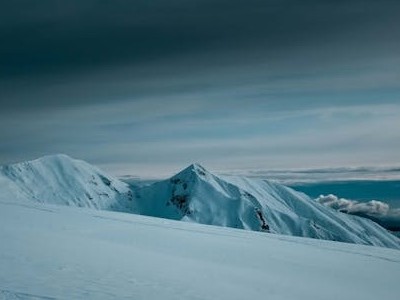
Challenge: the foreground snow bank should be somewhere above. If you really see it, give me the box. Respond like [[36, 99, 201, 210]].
[[0, 200, 399, 300]]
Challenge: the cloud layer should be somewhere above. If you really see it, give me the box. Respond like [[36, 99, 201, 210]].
[[0, 1, 400, 175], [2, 1, 399, 79], [316, 194, 400, 230]]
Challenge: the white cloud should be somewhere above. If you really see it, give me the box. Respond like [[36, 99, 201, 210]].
[[316, 194, 400, 218]]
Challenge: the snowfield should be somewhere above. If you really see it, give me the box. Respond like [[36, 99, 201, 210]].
[[0, 200, 400, 300]]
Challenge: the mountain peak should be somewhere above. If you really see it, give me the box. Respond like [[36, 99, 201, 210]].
[[35, 153, 74, 163], [0, 153, 132, 211], [189, 162, 206, 171], [175, 163, 209, 178], [1, 154, 74, 169]]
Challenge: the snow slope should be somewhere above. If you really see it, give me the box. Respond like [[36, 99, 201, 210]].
[[0, 154, 133, 211], [137, 164, 400, 249], [0, 200, 399, 300]]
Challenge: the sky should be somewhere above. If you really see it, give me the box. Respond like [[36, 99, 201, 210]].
[[1, 0, 400, 177]]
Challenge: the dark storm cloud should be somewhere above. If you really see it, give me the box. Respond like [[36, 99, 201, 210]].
[[2, 0, 399, 74], [1, 0, 400, 111]]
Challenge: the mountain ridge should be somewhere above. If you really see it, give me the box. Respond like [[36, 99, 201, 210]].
[[136, 162, 400, 249], [1, 154, 399, 249], [0, 154, 133, 211]]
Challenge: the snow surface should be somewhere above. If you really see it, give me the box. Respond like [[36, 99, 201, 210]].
[[0, 199, 399, 300], [1, 155, 399, 249]]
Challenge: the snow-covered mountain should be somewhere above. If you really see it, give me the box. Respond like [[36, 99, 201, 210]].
[[0, 154, 133, 211], [136, 163, 400, 249], [0, 155, 399, 249]]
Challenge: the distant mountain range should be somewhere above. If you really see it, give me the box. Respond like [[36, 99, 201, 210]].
[[0, 154, 398, 249]]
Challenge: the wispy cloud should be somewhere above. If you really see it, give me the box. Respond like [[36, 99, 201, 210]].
[[1, 99, 400, 176], [222, 167, 400, 184]]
